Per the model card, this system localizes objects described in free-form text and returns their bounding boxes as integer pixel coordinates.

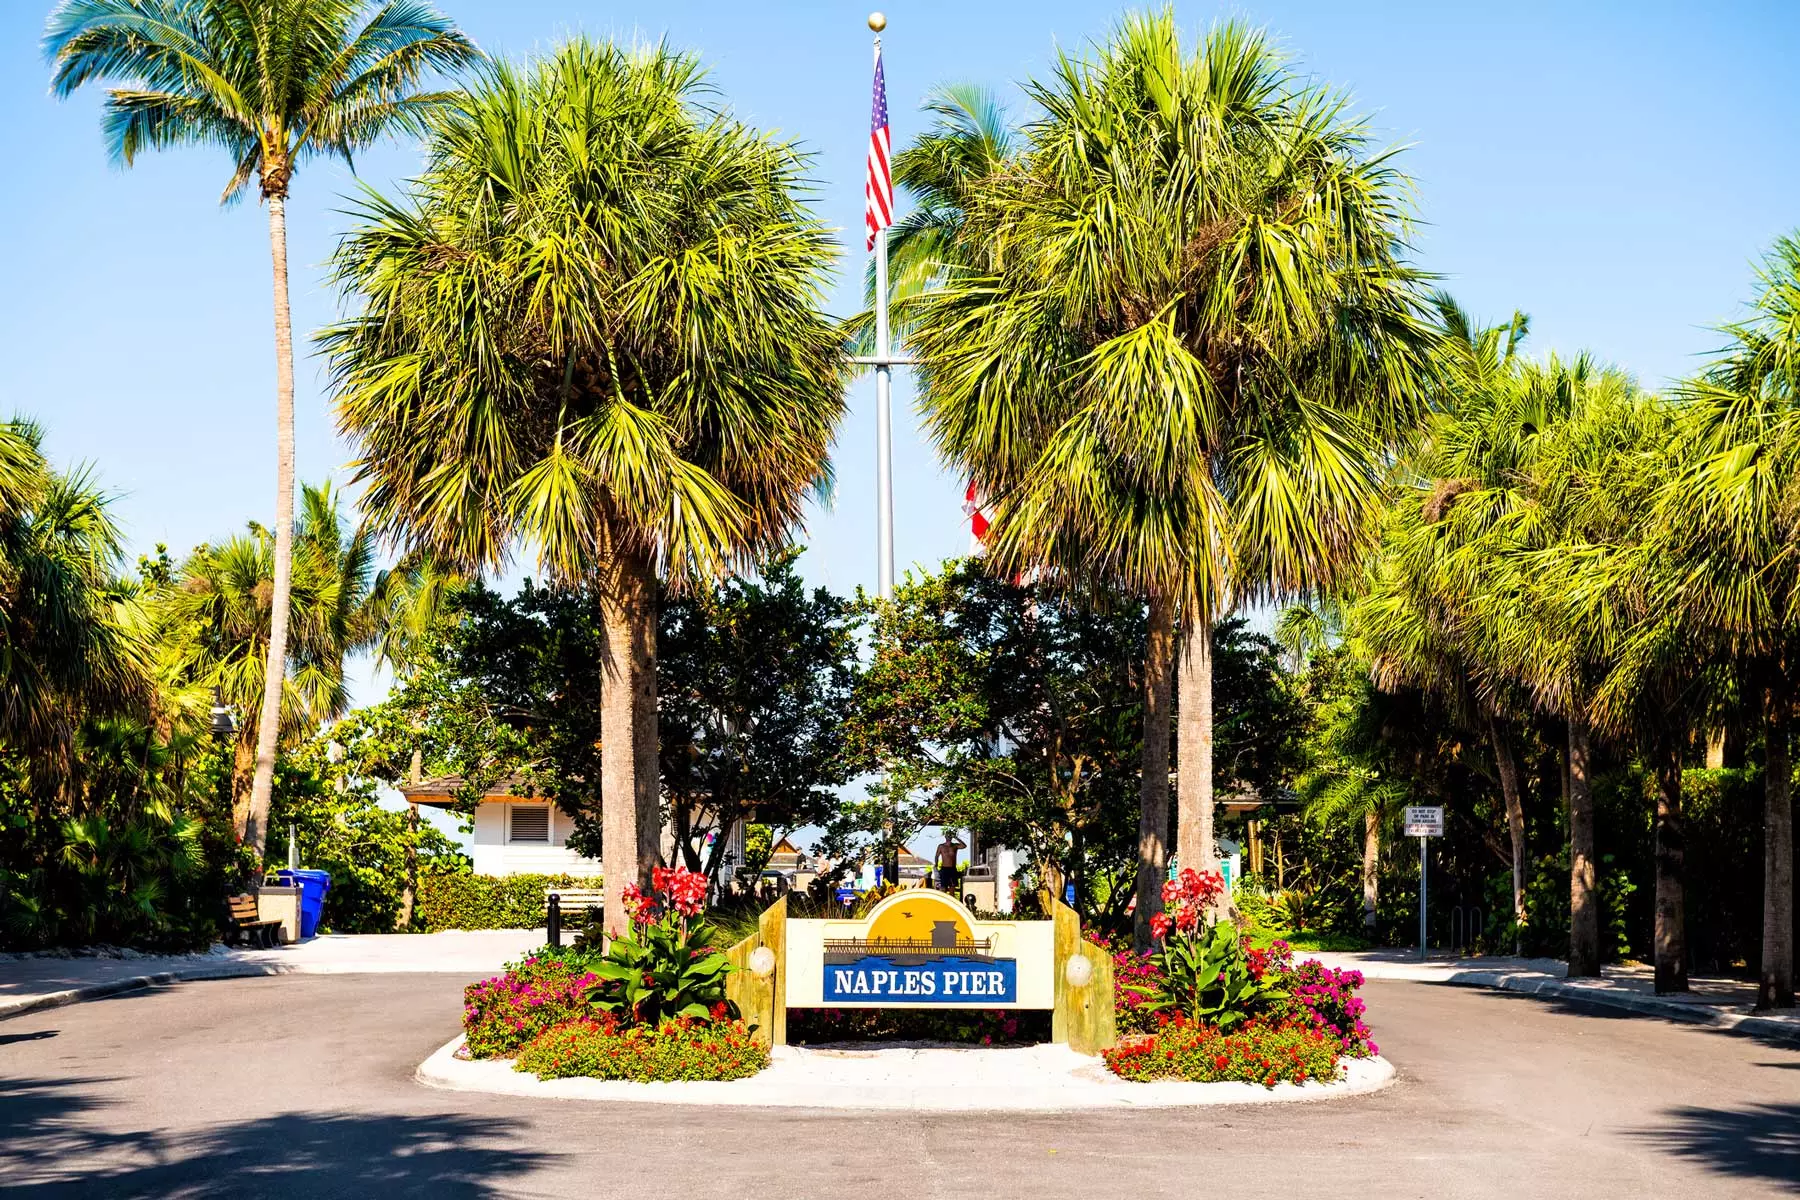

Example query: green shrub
[514,1016,768,1082]
[590,866,736,1025]
[1118,873,1293,1035]
[1102,1016,1343,1086]
[266,745,467,934]
[417,871,601,930]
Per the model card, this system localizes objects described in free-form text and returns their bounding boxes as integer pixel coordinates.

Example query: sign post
[1403,806,1445,961]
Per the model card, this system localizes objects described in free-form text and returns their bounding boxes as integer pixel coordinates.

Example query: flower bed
[459,866,767,1083]
[1099,869,1381,1084]
[1105,939,1167,1037]
[1103,1015,1343,1086]
[1261,947,1378,1057]
[463,950,599,1058]
[514,1013,768,1082]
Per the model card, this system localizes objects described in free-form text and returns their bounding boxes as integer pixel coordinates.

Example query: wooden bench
[226,894,284,948]
[546,888,606,948]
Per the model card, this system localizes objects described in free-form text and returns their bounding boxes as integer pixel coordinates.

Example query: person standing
[934,830,966,893]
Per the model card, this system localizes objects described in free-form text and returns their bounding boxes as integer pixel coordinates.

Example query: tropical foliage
[900,13,1434,944]
[13,7,1799,1021]
[46,0,480,864]
[590,867,736,1026]
[325,37,845,937]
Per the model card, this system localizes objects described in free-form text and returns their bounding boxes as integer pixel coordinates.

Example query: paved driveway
[1,973,1795,1198]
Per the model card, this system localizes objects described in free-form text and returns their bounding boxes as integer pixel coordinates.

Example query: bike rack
[1450,905,1484,954]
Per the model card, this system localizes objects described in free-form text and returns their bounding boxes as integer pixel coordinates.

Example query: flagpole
[871,15,895,602]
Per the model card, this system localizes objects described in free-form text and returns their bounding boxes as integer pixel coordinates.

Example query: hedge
[417,872,603,931]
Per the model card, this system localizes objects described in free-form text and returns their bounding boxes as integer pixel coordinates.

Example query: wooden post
[725,895,788,1048]
[1051,899,1116,1055]
[760,894,788,1046]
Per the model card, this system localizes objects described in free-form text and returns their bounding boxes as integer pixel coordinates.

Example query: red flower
[1149,912,1173,940]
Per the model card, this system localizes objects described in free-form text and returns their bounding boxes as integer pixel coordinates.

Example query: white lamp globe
[749,946,777,978]
[1064,954,1094,989]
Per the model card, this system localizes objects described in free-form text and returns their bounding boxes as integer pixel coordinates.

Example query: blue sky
[7,0,1800,692]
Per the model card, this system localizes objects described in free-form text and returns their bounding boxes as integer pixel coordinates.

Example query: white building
[399,776,602,878]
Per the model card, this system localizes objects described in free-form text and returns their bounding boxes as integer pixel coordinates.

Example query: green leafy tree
[265,733,463,932]
[837,561,1303,928]
[343,580,603,834]
[659,552,861,885]
[46,0,481,865]
[834,561,1144,916]
[326,40,845,936]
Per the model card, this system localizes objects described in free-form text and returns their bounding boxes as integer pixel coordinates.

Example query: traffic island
[417,1034,1396,1111]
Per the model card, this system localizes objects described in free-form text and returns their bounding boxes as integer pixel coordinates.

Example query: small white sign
[1403,806,1445,837]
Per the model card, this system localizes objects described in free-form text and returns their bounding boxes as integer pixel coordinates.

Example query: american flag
[865,46,892,251]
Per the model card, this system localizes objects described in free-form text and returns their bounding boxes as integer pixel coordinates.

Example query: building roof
[397,773,541,809]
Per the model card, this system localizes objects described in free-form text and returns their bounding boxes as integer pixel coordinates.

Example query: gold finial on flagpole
[868,11,887,32]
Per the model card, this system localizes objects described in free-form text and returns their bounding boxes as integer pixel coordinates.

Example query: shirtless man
[934,830,966,892]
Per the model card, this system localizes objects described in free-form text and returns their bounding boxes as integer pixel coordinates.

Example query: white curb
[416,1035,1397,1112]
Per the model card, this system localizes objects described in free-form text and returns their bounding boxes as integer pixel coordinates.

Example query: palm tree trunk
[599,549,654,940]
[1488,714,1528,955]
[1134,594,1174,950]
[229,736,257,837]
[1653,738,1688,994]
[399,802,420,930]
[629,557,662,882]
[1761,687,1794,1009]
[1567,714,1600,978]
[1362,808,1381,931]
[1176,609,1214,893]
[242,191,297,863]
[398,744,423,931]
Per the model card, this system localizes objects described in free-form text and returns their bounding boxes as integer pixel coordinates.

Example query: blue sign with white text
[823,956,1018,1004]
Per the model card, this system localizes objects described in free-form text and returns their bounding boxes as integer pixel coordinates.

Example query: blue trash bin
[275,869,331,938]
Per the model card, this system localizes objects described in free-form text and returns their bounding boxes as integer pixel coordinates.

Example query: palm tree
[871,83,1015,321]
[1291,633,1423,933]
[324,40,845,937]
[904,14,1433,945]
[168,481,378,839]
[1658,234,1800,1008]
[1354,302,1641,964]
[0,420,149,788]
[1362,301,1698,979]
[45,0,481,864]
[1468,364,1669,976]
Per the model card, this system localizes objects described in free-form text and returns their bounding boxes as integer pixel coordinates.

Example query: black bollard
[547,892,562,949]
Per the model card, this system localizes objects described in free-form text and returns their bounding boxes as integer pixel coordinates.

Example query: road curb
[1350,963,1800,1043]
[416,1035,1399,1111]
[0,964,276,1022]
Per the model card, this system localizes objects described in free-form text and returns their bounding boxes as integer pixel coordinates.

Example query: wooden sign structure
[725,891,1115,1055]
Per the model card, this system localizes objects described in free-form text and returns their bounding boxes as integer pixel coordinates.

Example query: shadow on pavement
[0,1074,552,1198]
[1626,1101,1800,1192]
[1460,984,1800,1051]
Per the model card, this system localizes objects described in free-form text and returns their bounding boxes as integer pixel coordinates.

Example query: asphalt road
[2,973,1796,1199]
